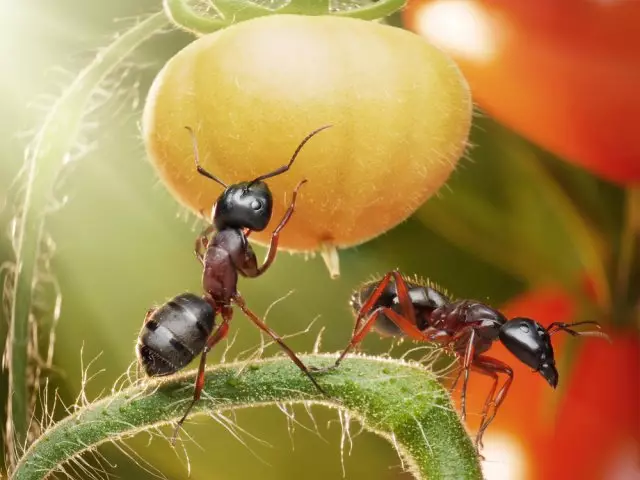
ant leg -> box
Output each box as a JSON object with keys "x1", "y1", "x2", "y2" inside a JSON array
[
  {"x1": 254, "y1": 179, "x2": 308, "y2": 276},
  {"x1": 471, "y1": 356, "x2": 513, "y2": 449},
  {"x1": 454, "y1": 328, "x2": 477, "y2": 421},
  {"x1": 171, "y1": 315, "x2": 231, "y2": 444},
  {"x1": 329, "y1": 309, "x2": 384, "y2": 369},
  {"x1": 389, "y1": 271, "x2": 419, "y2": 327},
  {"x1": 347, "y1": 271, "x2": 423, "y2": 353},
  {"x1": 321, "y1": 271, "x2": 446, "y2": 371},
  {"x1": 232, "y1": 293, "x2": 327, "y2": 396},
  {"x1": 327, "y1": 306, "x2": 446, "y2": 371},
  {"x1": 347, "y1": 270, "x2": 419, "y2": 335},
  {"x1": 194, "y1": 225, "x2": 214, "y2": 264},
  {"x1": 349, "y1": 271, "x2": 396, "y2": 341},
  {"x1": 467, "y1": 364, "x2": 499, "y2": 449},
  {"x1": 380, "y1": 308, "x2": 446, "y2": 342},
  {"x1": 381, "y1": 273, "x2": 451, "y2": 343}
]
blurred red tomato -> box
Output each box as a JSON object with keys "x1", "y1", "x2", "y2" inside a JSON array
[
  {"x1": 403, "y1": 0, "x2": 640, "y2": 184},
  {"x1": 452, "y1": 286, "x2": 639, "y2": 479},
  {"x1": 543, "y1": 333, "x2": 639, "y2": 480}
]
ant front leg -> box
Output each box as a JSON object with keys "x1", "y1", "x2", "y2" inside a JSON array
[
  {"x1": 254, "y1": 179, "x2": 308, "y2": 276},
  {"x1": 232, "y1": 293, "x2": 327, "y2": 396},
  {"x1": 171, "y1": 308, "x2": 231, "y2": 444},
  {"x1": 194, "y1": 224, "x2": 214, "y2": 264}
]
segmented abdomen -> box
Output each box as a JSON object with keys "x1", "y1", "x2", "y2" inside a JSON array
[{"x1": 137, "y1": 293, "x2": 215, "y2": 376}]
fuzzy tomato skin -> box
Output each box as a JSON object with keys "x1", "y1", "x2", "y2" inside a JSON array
[
  {"x1": 403, "y1": 0, "x2": 640, "y2": 185},
  {"x1": 143, "y1": 14, "x2": 471, "y2": 251}
]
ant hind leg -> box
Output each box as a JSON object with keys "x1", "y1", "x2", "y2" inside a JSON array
[
  {"x1": 470, "y1": 355, "x2": 513, "y2": 450},
  {"x1": 171, "y1": 315, "x2": 231, "y2": 445}
]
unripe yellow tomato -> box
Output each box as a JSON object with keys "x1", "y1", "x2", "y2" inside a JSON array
[{"x1": 143, "y1": 15, "x2": 471, "y2": 258}]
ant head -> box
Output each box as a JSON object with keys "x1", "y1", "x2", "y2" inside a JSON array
[
  {"x1": 213, "y1": 181, "x2": 273, "y2": 231},
  {"x1": 187, "y1": 124, "x2": 332, "y2": 232},
  {"x1": 499, "y1": 317, "x2": 559, "y2": 388}
]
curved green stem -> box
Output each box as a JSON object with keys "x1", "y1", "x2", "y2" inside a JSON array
[
  {"x1": 328, "y1": 0, "x2": 407, "y2": 20},
  {"x1": 12, "y1": 355, "x2": 482, "y2": 480},
  {"x1": 165, "y1": 0, "x2": 407, "y2": 35},
  {"x1": 163, "y1": 0, "x2": 227, "y2": 35},
  {"x1": 5, "y1": 11, "x2": 168, "y2": 466}
]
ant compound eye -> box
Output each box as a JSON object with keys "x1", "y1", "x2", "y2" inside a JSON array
[
  {"x1": 519, "y1": 322, "x2": 530, "y2": 333},
  {"x1": 250, "y1": 200, "x2": 262, "y2": 210}
]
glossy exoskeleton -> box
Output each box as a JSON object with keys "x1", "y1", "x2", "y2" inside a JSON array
[
  {"x1": 137, "y1": 293, "x2": 215, "y2": 376},
  {"x1": 322, "y1": 270, "x2": 609, "y2": 448},
  {"x1": 137, "y1": 125, "x2": 331, "y2": 441}
]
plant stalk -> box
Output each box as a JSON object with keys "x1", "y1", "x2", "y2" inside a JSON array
[
  {"x1": 5, "y1": 11, "x2": 169, "y2": 466},
  {"x1": 12, "y1": 355, "x2": 482, "y2": 480}
]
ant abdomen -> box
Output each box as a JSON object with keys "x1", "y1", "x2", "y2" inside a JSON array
[{"x1": 137, "y1": 293, "x2": 215, "y2": 377}]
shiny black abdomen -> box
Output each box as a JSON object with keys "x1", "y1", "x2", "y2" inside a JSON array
[{"x1": 137, "y1": 293, "x2": 215, "y2": 376}]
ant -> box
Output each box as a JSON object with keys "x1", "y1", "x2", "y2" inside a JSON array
[
  {"x1": 137, "y1": 125, "x2": 331, "y2": 442},
  {"x1": 316, "y1": 270, "x2": 609, "y2": 448}
]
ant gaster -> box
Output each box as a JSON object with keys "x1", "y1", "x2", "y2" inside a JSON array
[
  {"x1": 137, "y1": 125, "x2": 331, "y2": 441},
  {"x1": 319, "y1": 271, "x2": 609, "y2": 448}
]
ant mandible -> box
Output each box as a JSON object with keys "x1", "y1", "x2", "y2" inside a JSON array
[
  {"x1": 137, "y1": 125, "x2": 331, "y2": 441},
  {"x1": 318, "y1": 270, "x2": 609, "y2": 448}
]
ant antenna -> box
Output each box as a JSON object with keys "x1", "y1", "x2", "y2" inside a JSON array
[
  {"x1": 247, "y1": 124, "x2": 332, "y2": 186},
  {"x1": 186, "y1": 126, "x2": 228, "y2": 189},
  {"x1": 546, "y1": 321, "x2": 611, "y2": 341}
]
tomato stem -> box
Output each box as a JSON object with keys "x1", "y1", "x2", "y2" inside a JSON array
[
  {"x1": 164, "y1": 0, "x2": 408, "y2": 35},
  {"x1": 163, "y1": 0, "x2": 227, "y2": 34}
]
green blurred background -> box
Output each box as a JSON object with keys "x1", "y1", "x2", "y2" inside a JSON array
[{"x1": 1, "y1": 1, "x2": 637, "y2": 479}]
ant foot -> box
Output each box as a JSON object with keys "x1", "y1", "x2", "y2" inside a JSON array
[
  {"x1": 310, "y1": 364, "x2": 338, "y2": 374},
  {"x1": 473, "y1": 434, "x2": 487, "y2": 457}
]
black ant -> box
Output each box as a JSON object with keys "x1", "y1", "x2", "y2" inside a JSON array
[
  {"x1": 316, "y1": 270, "x2": 609, "y2": 448},
  {"x1": 137, "y1": 125, "x2": 331, "y2": 442}
]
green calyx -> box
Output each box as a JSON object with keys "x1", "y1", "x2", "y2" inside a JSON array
[{"x1": 163, "y1": 0, "x2": 407, "y2": 35}]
